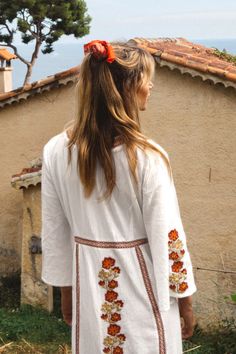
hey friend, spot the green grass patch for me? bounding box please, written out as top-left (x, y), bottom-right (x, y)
top-left (0, 304), bottom-right (71, 353)
top-left (0, 274), bottom-right (235, 353)
top-left (183, 321), bottom-right (236, 354)
top-left (0, 304), bottom-right (70, 344)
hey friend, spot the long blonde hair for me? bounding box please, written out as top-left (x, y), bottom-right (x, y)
top-left (67, 43), bottom-right (171, 198)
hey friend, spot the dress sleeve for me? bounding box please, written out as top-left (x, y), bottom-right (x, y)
top-left (142, 151), bottom-right (197, 305)
top-left (41, 146), bottom-right (73, 287)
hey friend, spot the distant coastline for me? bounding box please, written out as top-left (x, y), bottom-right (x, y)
top-left (11, 38), bottom-right (236, 89)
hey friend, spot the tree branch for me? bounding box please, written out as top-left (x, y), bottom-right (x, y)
top-left (4, 21), bottom-right (14, 37)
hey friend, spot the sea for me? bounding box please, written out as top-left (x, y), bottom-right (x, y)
top-left (10, 38), bottom-right (236, 89)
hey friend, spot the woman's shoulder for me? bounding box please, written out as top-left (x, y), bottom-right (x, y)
top-left (136, 138), bottom-right (170, 166)
top-left (43, 131), bottom-right (68, 163)
top-left (146, 138), bottom-right (169, 161)
top-left (136, 138), bottom-right (172, 184)
top-left (43, 131), bottom-right (67, 152)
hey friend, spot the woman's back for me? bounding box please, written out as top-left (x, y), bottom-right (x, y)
top-left (41, 40), bottom-right (197, 354)
top-left (43, 130), bottom-right (152, 241)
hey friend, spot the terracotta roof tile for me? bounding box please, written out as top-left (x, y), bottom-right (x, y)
top-left (1, 37), bottom-right (236, 108)
top-left (128, 38), bottom-right (236, 86)
top-left (0, 48), bottom-right (17, 61)
top-left (12, 166), bottom-right (41, 178)
top-left (0, 65), bottom-right (80, 107)
top-left (11, 159), bottom-right (42, 189)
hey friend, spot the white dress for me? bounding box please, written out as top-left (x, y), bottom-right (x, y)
top-left (41, 131), bottom-right (197, 354)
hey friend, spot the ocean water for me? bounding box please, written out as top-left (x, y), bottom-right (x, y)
top-left (10, 38), bottom-right (236, 89)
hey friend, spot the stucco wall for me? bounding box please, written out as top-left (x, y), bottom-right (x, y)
top-left (0, 82), bottom-right (77, 277)
top-left (140, 65), bottom-right (236, 326)
top-left (21, 185), bottom-right (52, 311)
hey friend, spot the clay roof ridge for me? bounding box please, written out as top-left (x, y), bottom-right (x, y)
top-left (129, 37), bottom-right (236, 86)
top-left (0, 48), bottom-right (17, 61)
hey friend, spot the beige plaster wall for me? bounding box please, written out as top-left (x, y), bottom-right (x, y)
top-left (140, 65), bottom-right (236, 326)
top-left (0, 82), bottom-right (77, 277)
top-left (21, 185), bottom-right (52, 311)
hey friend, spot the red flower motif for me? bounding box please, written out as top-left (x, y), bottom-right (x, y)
top-left (179, 282), bottom-right (188, 293)
top-left (181, 268), bottom-right (187, 274)
top-left (105, 290), bottom-right (118, 302)
top-left (111, 313), bottom-right (121, 322)
top-left (171, 261), bottom-right (183, 273)
top-left (169, 251), bottom-right (179, 260)
top-left (102, 257), bottom-right (116, 269)
top-left (107, 324), bottom-right (121, 336)
top-left (180, 249), bottom-right (185, 256)
top-left (108, 280), bottom-right (118, 289)
top-left (168, 229), bottom-right (179, 241)
top-left (169, 284), bottom-right (176, 291)
top-left (99, 257), bottom-right (126, 351)
top-left (112, 267), bottom-right (121, 274)
top-left (117, 334), bottom-right (126, 341)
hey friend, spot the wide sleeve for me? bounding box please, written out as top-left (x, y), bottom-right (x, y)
top-left (41, 145), bottom-right (73, 287)
top-left (142, 151), bottom-right (197, 310)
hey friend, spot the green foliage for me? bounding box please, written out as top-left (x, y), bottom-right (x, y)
top-left (183, 321), bottom-right (236, 354)
top-left (0, 0), bottom-right (91, 84)
top-left (231, 293), bottom-right (236, 303)
top-left (212, 47), bottom-right (236, 65)
top-left (0, 0), bottom-right (91, 52)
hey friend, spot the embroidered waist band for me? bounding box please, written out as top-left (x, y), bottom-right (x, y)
top-left (74, 236), bottom-right (148, 248)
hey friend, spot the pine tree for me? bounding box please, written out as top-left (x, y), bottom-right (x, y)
top-left (0, 0), bottom-right (91, 86)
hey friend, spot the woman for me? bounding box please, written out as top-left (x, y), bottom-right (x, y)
top-left (41, 40), bottom-right (197, 354)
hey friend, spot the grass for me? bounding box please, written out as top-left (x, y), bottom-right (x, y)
top-left (0, 305), bottom-right (71, 346)
top-left (0, 274), bottom-right (236, 353)
top-left (183, 321), bottom-right (236, 354)
top-left (0, 273), bottom-right (71, 353)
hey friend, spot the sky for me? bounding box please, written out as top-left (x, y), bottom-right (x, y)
top-left (61, 0), bottom-right (236, 43)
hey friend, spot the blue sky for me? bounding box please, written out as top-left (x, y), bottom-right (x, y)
top-left (63, 0), bottom-right (236, 42)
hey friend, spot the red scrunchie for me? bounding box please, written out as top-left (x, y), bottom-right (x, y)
top-left (84, 40), bottom-right (115, 63)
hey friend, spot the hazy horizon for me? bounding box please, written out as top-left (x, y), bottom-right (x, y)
top-left (11, 37), bottom-right (236, 89)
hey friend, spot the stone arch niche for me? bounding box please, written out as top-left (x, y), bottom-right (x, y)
top-left (11, 158), bottom-right (53, 311)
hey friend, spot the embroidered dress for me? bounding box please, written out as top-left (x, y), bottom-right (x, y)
top-left (41, 131), bottom-right (197, 354)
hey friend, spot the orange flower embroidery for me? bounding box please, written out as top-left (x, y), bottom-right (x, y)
top-left (105, 290), bottom-right (118, 302)
top-left (113, 347), bottom-right (124, 354)
top-left (102, 257), bottom-right (116, 269)
top-left (108, 280), bottom-right (118, 289)
top-left (171, 261), bottom-right (183, 273)
top-left (179, 282), bottom-right (188, 293)
top-left (168, 229), bottom-right (188, 293)
top-left (169, 251), bottom-right (180, 261)
top-left (98, 257), bottom-right (126, 353)
top-left (108, 324), bottom-right (121, 336)
top-left (112, 267), bottom-right (121, 274)
top-left (114, 300), bottom-right (124, 307)
top-left (168, 229), bottom-right (179, 241)
top-left (111, 313), bottom-right (121, 322)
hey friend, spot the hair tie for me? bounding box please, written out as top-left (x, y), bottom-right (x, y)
top-left (84, 40), bottom-right (115, 63)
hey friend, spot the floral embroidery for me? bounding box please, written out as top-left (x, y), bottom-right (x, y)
top-left (168, 229), bottom-right (188, 293)
top-left (98, 257), bottom-right (126, 354)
